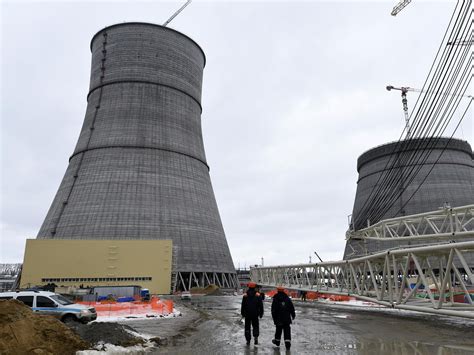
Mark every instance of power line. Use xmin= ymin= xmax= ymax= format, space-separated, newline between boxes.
xmin=353 ymin=0 xmax=472 ymax=229
xmin=352 ymin=1 xmax=463 ymax=228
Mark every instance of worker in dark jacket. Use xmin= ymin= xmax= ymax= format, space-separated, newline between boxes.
xmin=241 ymin=282 xmax=264 ymax=345
xmin=271 ymin=286 xmax=295 ymax=350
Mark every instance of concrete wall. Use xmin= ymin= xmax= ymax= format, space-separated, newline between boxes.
xmin=21 ymin=239 xmax=172 ymax=294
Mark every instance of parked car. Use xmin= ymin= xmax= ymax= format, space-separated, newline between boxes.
xmin=180 ymin=291 xmax=192 ymax=300
xmin=0 ymin=290 xmax=96 ymax=323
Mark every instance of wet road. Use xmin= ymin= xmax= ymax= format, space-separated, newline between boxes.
xmin=125 ymin=295 xmax=474 ymax=354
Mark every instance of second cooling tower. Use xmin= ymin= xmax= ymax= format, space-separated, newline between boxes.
xmin=351 ymin=138 xmax=473 ymax=230
xmin=344 ymin=137 xmax=473 ymax=260
xmin=36 ymin=23 xmax=236 ymax=290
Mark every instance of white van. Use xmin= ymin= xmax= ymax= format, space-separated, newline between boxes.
xmin=0 ymin=290 xmax=97 ymax=323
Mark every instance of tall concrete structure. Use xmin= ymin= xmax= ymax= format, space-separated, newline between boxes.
xmin=37 ymin=23 xmax=236 ymax=291
xmin=344 ymin=137 xmax=473 ymax=259
xmin=351 ymin=138 xmax=473 ymax=230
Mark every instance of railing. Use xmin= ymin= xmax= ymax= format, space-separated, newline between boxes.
xmin=251 ymin=241 xmax=474 ymax=319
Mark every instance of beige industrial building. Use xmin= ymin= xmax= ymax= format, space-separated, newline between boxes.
xmin=21 ymin=239 xmax=172 ymax=294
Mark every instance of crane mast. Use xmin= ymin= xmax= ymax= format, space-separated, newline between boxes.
xmin=391 ymin=0 xmax=412 ymax=16
xmin=386 ymin=85 xmax=412 ymax=137
xmin=163 ymin=0 xmax=192 ymax=27
xmin=386 ymin=85 xmax=473 ymax=138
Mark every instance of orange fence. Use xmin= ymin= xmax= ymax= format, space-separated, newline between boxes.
xmin=265 ymin=289 xmax=297 ymax=298
xmin=79 ymin=297 xmax=174 ymax=318
xmin=264 ymin=289 xmax=354 ymax=302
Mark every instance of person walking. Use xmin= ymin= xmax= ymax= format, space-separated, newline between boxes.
xmin=241 ymin=282 xmax=264 ymax=345
xmin=301 ymin=290 xmax=307 ymax=302
xmin=271 ymin=286 xmax=295 ymax=350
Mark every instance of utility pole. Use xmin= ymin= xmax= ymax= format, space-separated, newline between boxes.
xmin=261 ymin=257 xmax=264 ymax=266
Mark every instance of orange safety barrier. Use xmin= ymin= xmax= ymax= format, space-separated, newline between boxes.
xmin=78 ymin=297 xmax=174 ymax=318
xmin=263 ymin=290 xmax=354 ymax=302
xmin=265 ymin=289 xmax=292 ymax=298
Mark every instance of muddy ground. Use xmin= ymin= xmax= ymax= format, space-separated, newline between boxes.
xmin=67 ymin=322 xmax=145 ymax=348
xmin=122 ymin=295 xmax=474 ymax=354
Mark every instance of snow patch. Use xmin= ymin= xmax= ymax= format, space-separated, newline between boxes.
xmin=318 ymin=298 xmax=382 ymax=307
xmin=93 ymin=309 xmax=181 ymax=323
xmin=77 ymin=341 xmax=155 ymax=354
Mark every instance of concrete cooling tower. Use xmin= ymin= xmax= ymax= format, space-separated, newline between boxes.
xmin=36 ymin=23 xmax=237 ymax=290
xmin=344 ymin=137 xmax=473 ymax=259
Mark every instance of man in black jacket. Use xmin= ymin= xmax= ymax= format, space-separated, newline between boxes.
xmin=241 ymin=282 xmax=264 ymax=345
xmin=271 ymin=286 xmax=295 ymax=350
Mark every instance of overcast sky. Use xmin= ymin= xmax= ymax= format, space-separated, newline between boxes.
xmin=1 ymin=0 xmax=471 ymax=267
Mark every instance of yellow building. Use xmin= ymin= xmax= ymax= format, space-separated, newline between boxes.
xmin=21 ymin=239 xmax=172 ymax=294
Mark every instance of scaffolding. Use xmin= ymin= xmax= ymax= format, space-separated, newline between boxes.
xmin=252 ymin=207 xmax=474 ymax=319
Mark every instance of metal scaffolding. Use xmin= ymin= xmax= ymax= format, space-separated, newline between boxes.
xmin=174 ymin=271 xmax=238 ymax=291
xmin=348 ymin=204 xmax=474 ymax=241
xmin=251 ymin=241 xmax=474 ymax=319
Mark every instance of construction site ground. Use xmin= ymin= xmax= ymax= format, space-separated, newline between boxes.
xmin=132 ymin=295 xmax=474 ymax=354
xmin=2 ymin=295 xmax=474 ymax=354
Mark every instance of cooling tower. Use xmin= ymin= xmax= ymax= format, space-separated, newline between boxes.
xmin=344 ymin=137 xmax=473 ymax=259
xmin=37 ymin=23 xmax=237 ymax=291
xmin=351 ymin=138 xmax=472 ymax=230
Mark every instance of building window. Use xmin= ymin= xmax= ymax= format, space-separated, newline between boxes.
xmin=41 ymin=276 xmax=152 ymax=283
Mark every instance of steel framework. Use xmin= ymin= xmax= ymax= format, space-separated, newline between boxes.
xmin=348 ymin=204 xmax=474 ymax=241
xmin=173 ymin=271 xmax=238 ymax=292
xmin=251 ymin=241 xmax=474 ymax=319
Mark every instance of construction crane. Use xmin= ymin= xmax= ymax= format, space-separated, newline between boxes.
xmin=386 ymin=85 xmax=414 ymax=137
xmin=313 ymin=251 xmax=323 ymax=263
xmin=163 ymin=0 xmax=192 ymax=27
xmin=386 ymin=85 xmax=473 ymax=137
xmin=391 ymin=0 xmax=412 ymax=16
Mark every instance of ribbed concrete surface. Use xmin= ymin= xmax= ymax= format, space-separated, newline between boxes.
xmin=344 ymin=138 xmax=473 ymax=260
xmin=352 ymin=138 xmax=473 ymax=231
xmin=37 ymin=23 xmax=235 ymax=274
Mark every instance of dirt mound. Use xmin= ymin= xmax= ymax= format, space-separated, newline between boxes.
xmin=67 ymin=322 xmax=144 ymax=347
xmin=0 ymin=299 xmax=89 ymax=355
